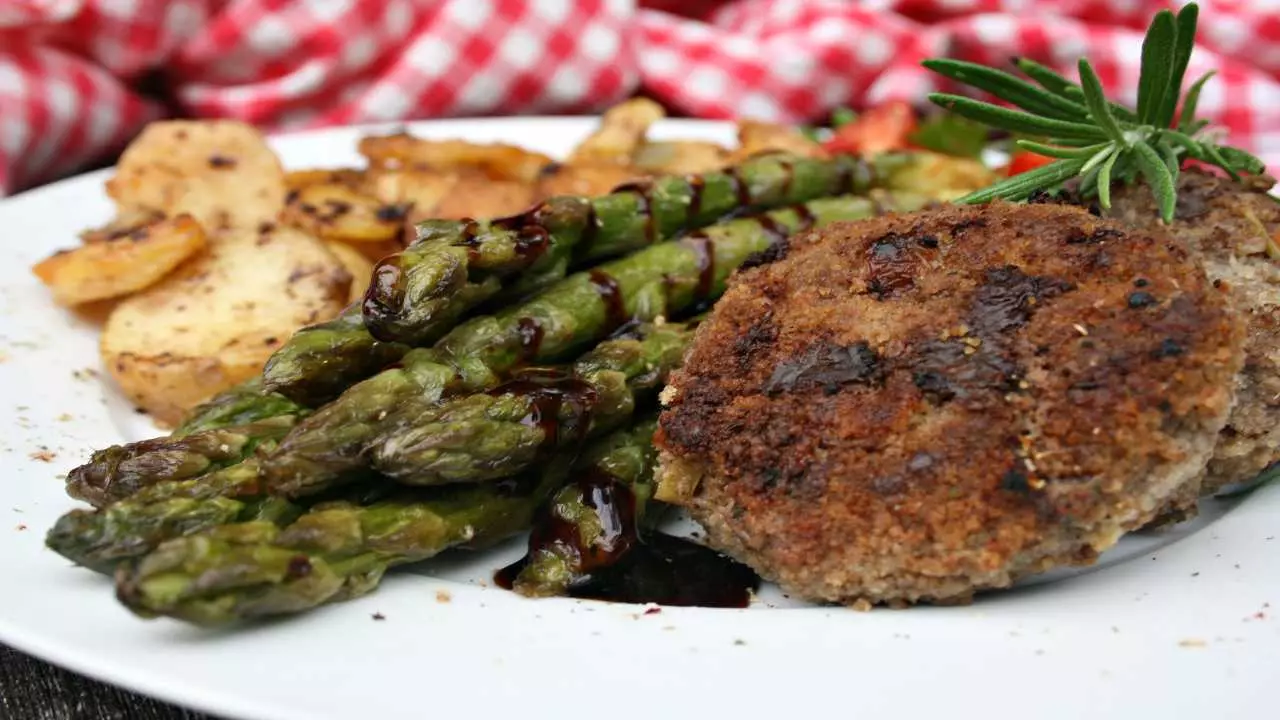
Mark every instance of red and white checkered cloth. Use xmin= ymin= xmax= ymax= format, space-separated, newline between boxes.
xmin=2 ymin=0 xmax=1279 ymax=196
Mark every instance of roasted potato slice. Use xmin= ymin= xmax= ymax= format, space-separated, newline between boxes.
xmin=732 ymin=120 xmax=827 ymax=162
xmin=365 ymin=169 xmax=460 ymax=218
xmin=106 ymin=120 xmax=286 ymax=231
xmin=79 ymin=207 xmax=166 ymax=244
xmin=285 ymin=168 xmax=366 ymax=193
xmin=633 ymin=141 xmax=729 ymax=175
xmin=33 ymin=215 xmax=208 ymax=306
xmin=281 ymin=183 xmax=410 ymax=243
xmin=101 ymin=226 xmax=350 ymax=425
xmin=358 ymin=134 xmax=554 ymax=183
xmin=568 ymin=98 xmax=665 ymax=166
xmin=325 ymin=241 xmax=375 ymax=303
xmin=534 ymin=163 xmax=645 ymax=198
xmin=351 ymin=236 xmax=410 ymax=263
xmin=431 ymin=176 xmax=537 ymax=219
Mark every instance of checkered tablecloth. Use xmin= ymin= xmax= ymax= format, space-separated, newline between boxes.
xmin=2 ymin=0 xmax=1278 ymax=195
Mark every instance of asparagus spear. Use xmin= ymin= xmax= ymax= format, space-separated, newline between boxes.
xmin=504 ymin=418 xmax=658 ymax=598
xmin=259 ymin=350 xmax=497 ymax=497
xmin=48 ymin=460 xmax=301 ymax=573
xmin=172 ymin=378 xmax=307 ymax=437
xmin=363 ymin=153 xmax=909 ymax=345
xmin=263 ymin=194 xmax=923 ymax=499
xmin=369 ymin=323 xmax=688 ymax=484
xmin=65 ymin=418 xmax=296 ymax=508
xmin=260 ymin=304 xmax=410 ymax=406
xmin=116 ymin=423 xmax=656 ymax=625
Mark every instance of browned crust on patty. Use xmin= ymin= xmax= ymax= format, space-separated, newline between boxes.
xmin=1107 ymin=171 xmax=1280 ymax=492
xmin=656 ymin=202 xmax=1244 ymax=605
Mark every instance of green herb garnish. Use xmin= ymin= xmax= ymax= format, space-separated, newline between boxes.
xmin=922 ymin=2 xmax=1264 ymax=222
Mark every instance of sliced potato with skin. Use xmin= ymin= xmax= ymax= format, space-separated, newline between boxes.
xmin=79 ymin=207 xmax=165 ymax=244
xmin=366 ymin=169 xmax=460 ymax=219
xmin=732 ymin=120 xmax=827 ymax=162
xmin=33 ymin=215 xmax=208 ymax=306
xmin=632 ymin=141 xmax=729 ymax=175
xmin=106 ymin=120 xmax=286 ymax=232
xmin=351 ymin=236 xmax=410 ymax=264
xmin=431 ymin=176 xmax=537 ymax=219
xmin=358 ymin=134 xmax=554 ymax=183
xmin=325 ymin=241 xmax=375 ymax=304
xmin=568 ymin=98 xmax=665 ymax=166
xmin=285 ymin=168 xmax=366 ymax=193
xmin=281 ymin=183 xmax=410 ymax=243
xmin=101 ymin=226 xmax=351 ymax=426
xmin=534 ymin=163 xmax=645 ymax=199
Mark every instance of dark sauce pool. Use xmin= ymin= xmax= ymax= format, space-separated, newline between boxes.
xmin=495 ymin=471 xmax=759 ymax=608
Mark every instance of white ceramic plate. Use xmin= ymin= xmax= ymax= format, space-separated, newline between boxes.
xmin=0 ymin=118 xmax=1276 ymax=720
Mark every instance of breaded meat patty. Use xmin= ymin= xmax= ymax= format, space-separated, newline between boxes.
xmin=1106 ymin=171 xmax=1280 ymax=493
xmin=655 ymin=202 xmax=1244 ymax=606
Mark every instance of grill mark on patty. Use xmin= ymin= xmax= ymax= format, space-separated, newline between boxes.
xmin=865 ymin=231 xmax=939 ymax=300
xmin=764 ymin=340 xmax=883 ymax=396
xmin=918 ymin=265 xmax=1073 ymax=405
xmin=1065 ymin=227 xmax=1125 ymax=245
xmin=733 ymin=316 xmax=778 ymax=369
xmin=968 ymin=265 xmax=1074 ymax=336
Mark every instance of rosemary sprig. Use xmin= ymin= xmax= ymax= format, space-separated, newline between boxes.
xmin=922 ymin=2 xmax=1265 ymax=222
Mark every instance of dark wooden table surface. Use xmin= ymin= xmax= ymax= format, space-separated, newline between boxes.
xmin=0 ymin=645 xmax=215 ymax=719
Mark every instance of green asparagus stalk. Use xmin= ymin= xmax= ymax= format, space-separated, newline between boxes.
xmin=262 ymin=194 xmax=923 ymax=499
xmin=65 ymin=417 xmax=296 ymax=508
xmin=369 ymin=323 xmax=688 ymax=484
xmin=259 ymin=351 xmax=497 ymax=497
xmin=505 ymin=418 xmax=659 ymax=598
xmin=172 ymin=378 xmax=308 ymax=437
xmin=47 ymin=460 xmax=301 ymax=573
xmin=116 ymin=423 xmax=656 ymax=625
xmin=362 ymin=153 xmax=910 ymax=345
xmin=260 ymin=304 xmax=411 ymax=406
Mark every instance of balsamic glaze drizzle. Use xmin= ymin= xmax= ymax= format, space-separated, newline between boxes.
xmin=588 ymin=269 xmax=627 ymax=330
xmin=495 ymin=472 xmax=760 ymax=608
xmin=681 ymin=233 xmax=717 ymax=302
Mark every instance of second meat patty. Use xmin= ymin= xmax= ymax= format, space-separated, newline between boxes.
xmin=656 ymin=202 xmax=1245 ymax=606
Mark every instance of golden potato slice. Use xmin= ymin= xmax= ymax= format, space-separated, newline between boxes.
xmin=350 ymin=236 xmax=410 ymax=263
xmin=732 ymin=120 xmax=827 ymax=162
xmin=79 ymin=207 xmax=166 ymax=244
xmin=632 ymin=141 xmax=729 ymax=175
xmin=285 ymin=168 xmax=366 ymax=193
xmin=568 ymin=98 xmax=665 ymax=166
xmin=105 ymin=120 xmax=286 ymax=232
xmin=358 ymin=134 xmax=553 ymax=183
xmin=365 ymin=169 xmax=460 ymax=218
xmin=101 ymin=226 xmax=350 ymax=425
xmin=325 ymin=241 xmax=374 ymax=304
xmin=431 ymin=176 xmax=537 ymax=219
xmin=281 ymin=183 xmax=410 ymax=243
xmin=33 ymin=215 xmax=208 ymax=306
xmin=534 ymin=163 xmax=644 ymax=198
